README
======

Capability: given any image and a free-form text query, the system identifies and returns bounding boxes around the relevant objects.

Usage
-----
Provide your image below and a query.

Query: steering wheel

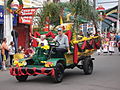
[49,41,60,47]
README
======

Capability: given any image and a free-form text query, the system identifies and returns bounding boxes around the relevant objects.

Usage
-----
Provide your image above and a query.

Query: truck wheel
[83,58,93,75]
[53,63,64,83]
[16,75,28,82]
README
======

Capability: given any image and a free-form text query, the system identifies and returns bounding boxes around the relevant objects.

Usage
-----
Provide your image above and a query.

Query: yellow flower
[13,61,19,66]
[41,61,47,63]
[41,45,50,50]
[13,60,27,67]
[73,40,79,44]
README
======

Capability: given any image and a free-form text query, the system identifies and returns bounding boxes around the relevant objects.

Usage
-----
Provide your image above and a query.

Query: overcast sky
[97,0,118,9]
[60,0,118,10]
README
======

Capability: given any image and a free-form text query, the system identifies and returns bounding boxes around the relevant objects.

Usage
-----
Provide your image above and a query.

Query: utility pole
[117,0,120,33]
[93,0,96,9]
[4,0,13,44]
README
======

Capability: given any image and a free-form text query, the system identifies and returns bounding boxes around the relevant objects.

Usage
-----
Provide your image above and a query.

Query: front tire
[83,57,93,75]
[53,63,64,83]
[16,75,28,82]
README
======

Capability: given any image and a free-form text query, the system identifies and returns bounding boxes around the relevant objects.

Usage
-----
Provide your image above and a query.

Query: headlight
[45,62,54,67]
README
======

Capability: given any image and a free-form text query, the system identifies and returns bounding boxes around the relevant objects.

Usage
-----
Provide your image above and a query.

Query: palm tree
[34,1,98,33]
[68,0,98,35]
[34,2,62,31]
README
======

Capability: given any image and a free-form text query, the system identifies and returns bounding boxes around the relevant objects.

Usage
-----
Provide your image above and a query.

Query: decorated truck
[9,28,101,83]
[8,0,101,83]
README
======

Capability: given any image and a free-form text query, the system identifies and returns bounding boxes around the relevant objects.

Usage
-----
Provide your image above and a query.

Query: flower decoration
[6,0,23,14]
[41,45,50,50]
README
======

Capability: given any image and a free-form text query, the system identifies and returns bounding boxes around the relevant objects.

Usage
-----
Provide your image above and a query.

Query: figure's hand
[29,33,32,37]
[67,50,71,54]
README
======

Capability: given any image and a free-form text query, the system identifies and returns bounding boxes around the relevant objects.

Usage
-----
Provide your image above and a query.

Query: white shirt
[102,43,108,52]
[9,45,15,55]
[109,41,115,52]
[35,38,48,46]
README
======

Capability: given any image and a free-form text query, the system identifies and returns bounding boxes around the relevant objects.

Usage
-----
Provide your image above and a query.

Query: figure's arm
[65,36,71,54]
[30,34,39,42]
[53,36,58,42]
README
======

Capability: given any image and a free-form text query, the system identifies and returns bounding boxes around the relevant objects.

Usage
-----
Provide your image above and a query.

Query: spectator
[0,44,2,70]
[1,38,9,70]
[24,46,35,58]
[117,40,120,55]
[18,46,24,53]
[109,38,116,55]
[8,41,15,66]
[115,33,120,43]
[102,40,109,54]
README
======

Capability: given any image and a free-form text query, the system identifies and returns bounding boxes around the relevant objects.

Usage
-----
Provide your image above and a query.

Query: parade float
[9,1,101,83]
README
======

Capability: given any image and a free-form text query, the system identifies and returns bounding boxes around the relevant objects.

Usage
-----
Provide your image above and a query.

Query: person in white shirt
[9,41,15,66]
[102,40,109,54]
[109,38,116,55]
[30,34,48,47]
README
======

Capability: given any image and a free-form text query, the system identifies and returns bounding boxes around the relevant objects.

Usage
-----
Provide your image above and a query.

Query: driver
[53,28,71,56]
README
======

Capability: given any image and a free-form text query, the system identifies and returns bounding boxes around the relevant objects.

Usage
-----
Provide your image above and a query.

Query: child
[97,48,102,55]
[24,46,35,58]
[18,46,24,53]
[102,40,109,54]
[30,34,48,47]
[109,38,116,55]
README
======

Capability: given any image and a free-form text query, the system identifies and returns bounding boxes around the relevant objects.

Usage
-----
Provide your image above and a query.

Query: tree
[34,2,62,31]
[68,0,98,35]
[34,1,98,34]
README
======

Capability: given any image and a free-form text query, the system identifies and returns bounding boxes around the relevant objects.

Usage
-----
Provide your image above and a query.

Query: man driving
[53,28,71,57]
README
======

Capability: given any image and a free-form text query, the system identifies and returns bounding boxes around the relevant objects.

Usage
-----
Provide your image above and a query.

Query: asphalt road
[0,53,120,90]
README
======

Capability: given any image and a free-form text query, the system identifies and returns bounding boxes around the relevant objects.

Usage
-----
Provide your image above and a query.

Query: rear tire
[83,57,93,75]
[16,75,28,82]
[53,63,64,83]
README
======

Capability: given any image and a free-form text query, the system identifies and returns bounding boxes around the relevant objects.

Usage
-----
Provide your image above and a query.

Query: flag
[60,16,63,25]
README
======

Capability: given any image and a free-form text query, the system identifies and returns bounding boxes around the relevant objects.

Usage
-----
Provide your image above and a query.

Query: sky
[96,0,118,9]
[60,0,118,10]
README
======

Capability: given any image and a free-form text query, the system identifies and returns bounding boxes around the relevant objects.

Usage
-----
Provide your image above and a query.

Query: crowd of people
[0,38,15,70]
[97,32,120,55]
[0,37,36,71]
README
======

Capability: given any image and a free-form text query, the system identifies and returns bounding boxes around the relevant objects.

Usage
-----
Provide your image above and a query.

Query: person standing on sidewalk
[0,44,2,70]
[109,38,116,55]
[117,40,120,55]
[1,38,9,70]
[8,41,15,66]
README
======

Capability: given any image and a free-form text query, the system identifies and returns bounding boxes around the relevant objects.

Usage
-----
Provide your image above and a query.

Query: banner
[0,9,4,24]
[19,16,32,24]
[19,8,38,24]
[19,8,38,16]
